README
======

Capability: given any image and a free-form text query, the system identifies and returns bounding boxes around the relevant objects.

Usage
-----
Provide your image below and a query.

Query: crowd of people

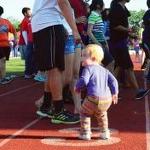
[0,0,150,141]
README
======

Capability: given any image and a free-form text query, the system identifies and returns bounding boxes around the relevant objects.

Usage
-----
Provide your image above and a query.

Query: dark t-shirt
[142,9,150,41]
[109,3,130,42]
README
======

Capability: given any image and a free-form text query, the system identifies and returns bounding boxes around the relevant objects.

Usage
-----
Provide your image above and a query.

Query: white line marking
[0,83,39,97]
[144,81,150,150]
[0,118,42,147]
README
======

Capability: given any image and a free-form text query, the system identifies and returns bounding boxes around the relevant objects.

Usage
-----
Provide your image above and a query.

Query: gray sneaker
[100,130,110,140]
[36,109,53,118]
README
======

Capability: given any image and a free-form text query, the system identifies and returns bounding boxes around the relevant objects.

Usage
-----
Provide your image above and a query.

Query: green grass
[6,58,25,76]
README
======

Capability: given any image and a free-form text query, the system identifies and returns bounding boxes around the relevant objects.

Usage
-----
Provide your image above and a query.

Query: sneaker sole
[78,136,91,140]
[136,89,150,100]
[36,111,53,118]
[51,119,80,124]
[0,79,13,85]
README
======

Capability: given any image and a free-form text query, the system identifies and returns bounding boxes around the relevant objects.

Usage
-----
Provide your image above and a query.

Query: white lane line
[0,118,42,147]
[144,81,150,150]
[0,83,39,97]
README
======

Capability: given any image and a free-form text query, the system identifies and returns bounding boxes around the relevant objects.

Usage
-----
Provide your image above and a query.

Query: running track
[0,52,150,150]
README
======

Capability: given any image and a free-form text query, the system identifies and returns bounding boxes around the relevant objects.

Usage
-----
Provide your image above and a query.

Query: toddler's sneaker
[100,130,110,140]
[78,133,91,140]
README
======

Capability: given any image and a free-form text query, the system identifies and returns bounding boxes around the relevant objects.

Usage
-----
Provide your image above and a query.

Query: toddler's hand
[112,94,118,104]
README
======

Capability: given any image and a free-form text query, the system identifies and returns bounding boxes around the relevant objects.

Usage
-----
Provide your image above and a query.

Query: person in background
[18,8,30,60]
[32,0,81,124]
[19,7,37,79]
[87,0,114,73]
[109,0,150,100]
[133,35,141,62]
[101,8,110,41]
[0,6,17,84]
[69,0,89,45]
[23,7,37,79]
[141,0,150,81]
[75,44,118,140]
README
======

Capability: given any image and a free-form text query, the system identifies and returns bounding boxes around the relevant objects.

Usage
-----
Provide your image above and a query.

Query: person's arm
[9,21,17,47]
[22,31,28,45]
[108,71,119,104]
[57,0,81,42]
[75,67,90,93]
[87,24,101,45]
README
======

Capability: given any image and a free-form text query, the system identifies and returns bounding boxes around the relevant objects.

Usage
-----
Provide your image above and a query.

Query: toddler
[75,44,119,140]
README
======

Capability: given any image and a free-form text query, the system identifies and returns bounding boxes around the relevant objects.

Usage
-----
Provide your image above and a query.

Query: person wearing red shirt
[19,7,36,78]
[18,8,30,60]
[0,6,17,83]
[69,0,89,45]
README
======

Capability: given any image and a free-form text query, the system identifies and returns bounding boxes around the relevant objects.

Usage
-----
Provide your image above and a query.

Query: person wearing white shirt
[32,0,81,124]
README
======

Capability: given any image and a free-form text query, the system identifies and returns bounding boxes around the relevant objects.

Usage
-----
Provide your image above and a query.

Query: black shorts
[0,47,11,60]
[109,39,133,69]
[33,25,67,71]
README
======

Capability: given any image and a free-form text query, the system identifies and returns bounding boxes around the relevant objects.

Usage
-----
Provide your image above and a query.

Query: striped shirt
[88,11,105,43]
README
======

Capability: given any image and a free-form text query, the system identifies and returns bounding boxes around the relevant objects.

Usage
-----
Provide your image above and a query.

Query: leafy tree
[129,10,145,27]
[129,10,145,36]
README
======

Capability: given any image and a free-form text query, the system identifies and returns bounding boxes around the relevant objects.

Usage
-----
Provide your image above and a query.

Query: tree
[129,10,145,27]
[128,10,145,36]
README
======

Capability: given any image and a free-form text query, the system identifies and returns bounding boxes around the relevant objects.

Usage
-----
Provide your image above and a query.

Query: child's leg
[95,100,112,139]
[79,100,94,140]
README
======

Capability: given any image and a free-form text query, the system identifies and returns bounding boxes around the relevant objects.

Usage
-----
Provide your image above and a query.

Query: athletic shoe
[100,130,110,140]
[34,74,46,82]
[0,77,13,85]
[78,133,91,140]
[51,110,80,124]
[135,89,150,100]
[36,109,53,118]
[24,74,33,79]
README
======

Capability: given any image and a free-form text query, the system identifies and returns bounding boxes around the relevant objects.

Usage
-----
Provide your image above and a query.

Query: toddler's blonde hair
[84,44,104,64]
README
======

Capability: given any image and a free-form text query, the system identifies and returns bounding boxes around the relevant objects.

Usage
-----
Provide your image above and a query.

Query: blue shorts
[65,35,75,54]
[65,35,82,54]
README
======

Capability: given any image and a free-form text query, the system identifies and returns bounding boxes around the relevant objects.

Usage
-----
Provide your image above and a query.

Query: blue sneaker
[34,74,46,82]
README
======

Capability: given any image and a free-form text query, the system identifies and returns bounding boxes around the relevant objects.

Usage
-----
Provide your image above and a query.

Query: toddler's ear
[92,57,96,61]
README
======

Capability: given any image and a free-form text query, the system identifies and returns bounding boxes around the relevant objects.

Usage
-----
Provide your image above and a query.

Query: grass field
[6,57,25,76]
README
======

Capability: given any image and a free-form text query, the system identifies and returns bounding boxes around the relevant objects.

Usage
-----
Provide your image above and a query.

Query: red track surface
[0,53,149,150]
